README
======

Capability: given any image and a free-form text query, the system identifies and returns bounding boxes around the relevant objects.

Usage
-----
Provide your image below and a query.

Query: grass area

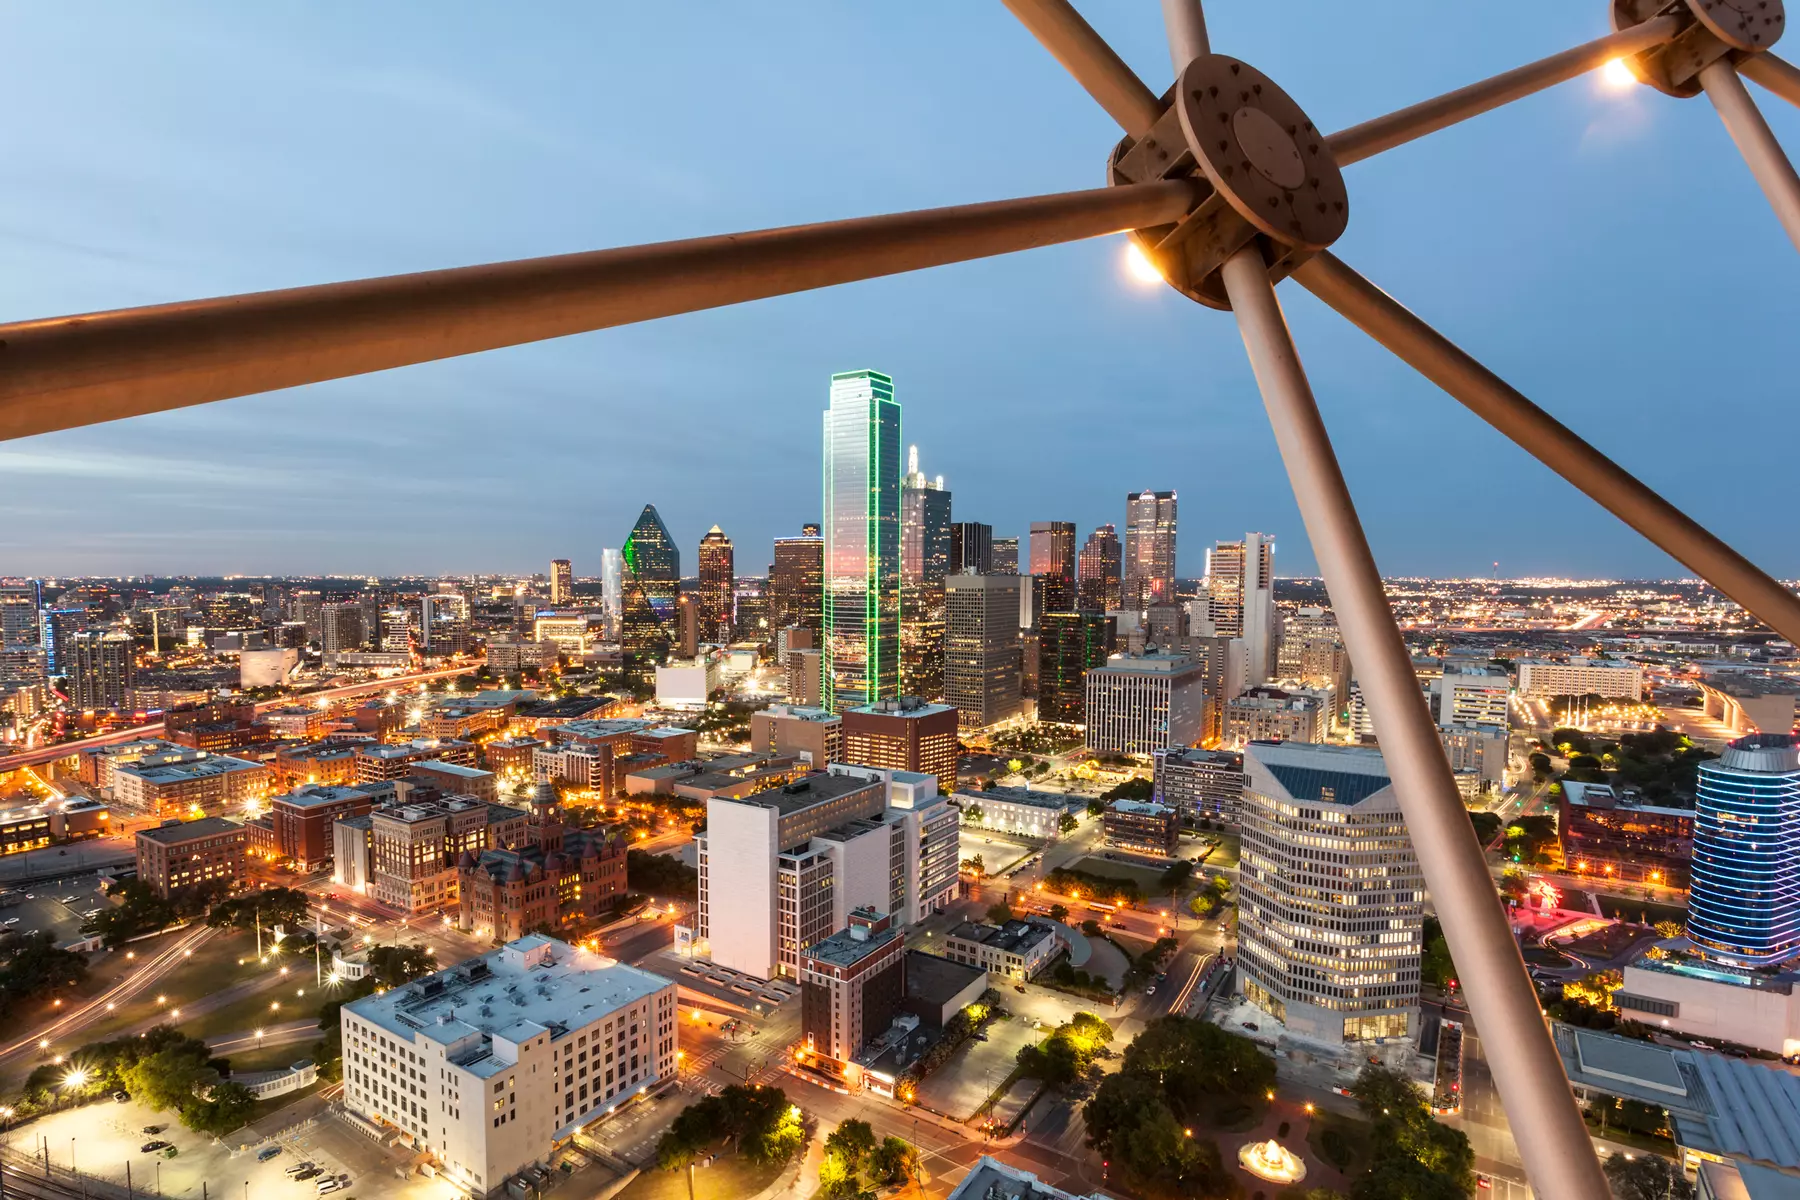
[1109,932,1154,959]
[614,1154,784,1200]
[177,973,327,1042]
[1071,857,1169,894]
[50,929,264,1047]
[1306,1110,1372,1177]
[1204,832,1241,871]
[1597,896,1688,927]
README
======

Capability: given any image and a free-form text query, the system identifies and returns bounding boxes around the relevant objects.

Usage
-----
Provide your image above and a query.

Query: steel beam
[1000,0,1164,137]
[0,179,1199,443]
[1741,52,1800,110]
[1289,250,1800,646]
[1328,17,1680,166]
[1700,59,1800,252]
[1160,0,1211,74]
[1219,245,1609,1200]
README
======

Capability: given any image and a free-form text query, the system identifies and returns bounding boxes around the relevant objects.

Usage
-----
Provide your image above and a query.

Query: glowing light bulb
[1602,58,1636,89]
[1124,241,1164,284]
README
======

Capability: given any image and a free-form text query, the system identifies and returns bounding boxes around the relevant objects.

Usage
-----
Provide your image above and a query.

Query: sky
[1,4,1795,581]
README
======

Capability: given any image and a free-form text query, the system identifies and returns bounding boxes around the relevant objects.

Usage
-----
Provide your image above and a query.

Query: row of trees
[0,931,89,1022]
[654,1084,804,1171]
[1340,1065,1475,1199]
[1044,866,1141,907]
[17,1025,256,1135]
[1017,1012,1113,1086]
[626,849,699,900]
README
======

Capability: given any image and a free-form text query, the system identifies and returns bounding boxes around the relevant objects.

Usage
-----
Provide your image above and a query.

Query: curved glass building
[1688,733,1800,966]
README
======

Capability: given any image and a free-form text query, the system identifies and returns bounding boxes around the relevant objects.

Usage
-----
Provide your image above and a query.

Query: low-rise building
[409,760,498,803]
[1615,958,1800,1057]
[1559,781,1694,888]
[900,950,987,1029]
[339,936,676,1194]
[272,741,362,789]
[1698,671,1800,738]
[954,786,1071,841]
[1438,723,1508,795]
[355,739,476,782]
[750,705,843,767]
[370,793,531,913]
[484,737,545,781]
[456,788,629,943]
[1101,798,1180,858]
[942,919,1060,981]
[270,784,380,870]
[1516,657,1644,700]
[532,743,609,791]
[842,697,960,796]
[135,816,247,900]
[111,753,270,817]
[798,908,906,1086]
[1152,747,1244,820]
[1223,685,1329,747]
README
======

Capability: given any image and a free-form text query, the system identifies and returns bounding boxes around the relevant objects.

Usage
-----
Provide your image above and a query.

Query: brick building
[269,783,379,870]
[455,787,629,943]
[798,908,905,1088]
[135,816,247,900]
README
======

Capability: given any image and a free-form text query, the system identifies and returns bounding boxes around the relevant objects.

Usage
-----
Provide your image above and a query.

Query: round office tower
[1688,733,1800,966]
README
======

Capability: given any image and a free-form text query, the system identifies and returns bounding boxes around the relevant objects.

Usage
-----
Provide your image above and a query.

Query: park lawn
[1205,832,1242,871]
[176,974,328,1042]
[48,929,263,1048]
[1109,932,1155,960]
[1072,857,1169,895]
[1306,1109,1373,1178]
[614,1153,784,1200]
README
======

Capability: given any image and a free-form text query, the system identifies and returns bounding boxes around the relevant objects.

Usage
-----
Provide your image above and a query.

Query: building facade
[948,522,992,575]
[942,919,1060,981]
[111,754,270,817]
[271,783,380,869]
[548,559,572,607]
[822,370,902,711]
[1027,522,1077,616]
[370,795,530,913]
[1223,685,1329,747]
[70,629,134,711]
[1037,611,1114,727]
[1687,733,1800,966]
[841,697,959,795]
[1516,657,1644,700]
[798,909,905,1080]
[135,816,247,900]
[770,529,824,643]
[1153,747,1246,820]
[696,526,735,643]
[1559,781,1693,888]
[901,446,952,701]
[1076,524,1122,614]
[955,786,1069,840]
[750,705,843,768]
[1236,741,1423,1043]
[1083,651,1208,755]
[1101,799,1180,858]
[1206,534,1275,684]
[1123,490,1177,609]
[944,574,1022,731]
[620,504,680,672]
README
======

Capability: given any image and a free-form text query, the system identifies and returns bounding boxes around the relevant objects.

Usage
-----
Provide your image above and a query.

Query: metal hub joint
[1614,0,1785,95]
[1109,54,1347,309]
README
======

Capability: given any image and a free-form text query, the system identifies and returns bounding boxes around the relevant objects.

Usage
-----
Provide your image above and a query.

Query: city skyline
[1,7,1795,579]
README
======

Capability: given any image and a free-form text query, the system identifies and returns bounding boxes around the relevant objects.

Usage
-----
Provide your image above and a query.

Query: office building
[548,559,573,607]
[944,574,1022,731]
[410,761,499,803]
[43,608,87,677]
[321,601,366,667]
[799,909,906,1081]
[1123,490,1177,609]
[841,696,959,795]
[1017,575,1047,634]
[901,446,952,701]
[70,628,135,711]
[1153,747,1245,820]
[339,936,676,1195]
[786,647,823,707]
[1223,685,1329,747]
[823,370,902,711]
[112,754,270,817]
[949,522,993,575]
[751,705,843,768]
[1027,522,1077,615]
[1439,723,1508,794]
[1076,524,1122,614]
[620,503,680,672]
[1084,651,1208,755]
[1101,798,1180,858]
[369,794,530,913]
[1558,781,1693,888]
[942,918,1060,981]
[1698,671,1800,737]
[356,739,477,783]
[733,577,768,643]
[599,548,623,633]
[135,816,247,900]
[851,767,960,926]
[696,526,735,643]
[1515,657,1644,700]
[0,582,41,652]
[954,786,1070,840]
[1207,534,1275,684]
[770,528,824,641]
[1433,663,1511,727]
[456,791,629,942]
[1687,734,1800,966]
[270,783,379,869]
[1236,742,1423,1043]
[990,537,1018,574]
[422,592,469,656]
[1037,611,1114,726]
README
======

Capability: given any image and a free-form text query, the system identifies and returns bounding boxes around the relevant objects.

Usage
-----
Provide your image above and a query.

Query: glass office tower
[621,504,680,672]
[822,370,901,712]
[1688,733,1800,965]
[901,445,952,701]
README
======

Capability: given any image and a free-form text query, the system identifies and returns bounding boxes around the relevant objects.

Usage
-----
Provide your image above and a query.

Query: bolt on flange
[1109,54,1348,310]
[1613,0,1785,96]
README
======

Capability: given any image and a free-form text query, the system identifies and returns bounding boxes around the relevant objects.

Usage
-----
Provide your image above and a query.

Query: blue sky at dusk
[0,4,1794,580]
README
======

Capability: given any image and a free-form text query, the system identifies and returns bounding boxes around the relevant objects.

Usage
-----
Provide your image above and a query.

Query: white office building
[1083,650,1208,755]
[953,786,1072,840]
[1516,657,1645,700]
[1235,741,1424,1044]
[1433,663,1512,728]
[339,936,676,1197]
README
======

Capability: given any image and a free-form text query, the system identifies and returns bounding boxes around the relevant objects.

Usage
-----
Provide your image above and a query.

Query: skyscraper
[549,559,573,606]
[71,628,135,711]
[0,581,42,652]
[1038,611,1114,726]
[771,526,824,640]
[697,525,736,643]
[1209,533,1276,685]
[1687,733,1800,966]
[901,446,952,701]
[600,549,623,633]
[822,370,901,712]
[621,504,680,672]
[43,608,87,676]
[1028,521,1077,615]
[944,574,1022,731]
[1123,490,1178,609]
[949,523,993,575]
[421,592,469,656]
[321,601,365,667]
[1077,525,1123,613]
[990,537,1019,574]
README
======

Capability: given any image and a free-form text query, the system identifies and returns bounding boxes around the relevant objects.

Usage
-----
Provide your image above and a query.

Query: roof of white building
[1247,740,1392,807]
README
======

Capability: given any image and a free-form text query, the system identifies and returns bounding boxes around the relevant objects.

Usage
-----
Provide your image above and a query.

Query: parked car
[316,1180,342,1195]
[258,1146,283,1162]
[113,1090,130,1103]
[295,1169,321,1182]
[1013,984,1026,994]
[141,1142,170,1154]
[285,1162,316,1178]
[141,1126,164,1136]
[1145,986,1157,996]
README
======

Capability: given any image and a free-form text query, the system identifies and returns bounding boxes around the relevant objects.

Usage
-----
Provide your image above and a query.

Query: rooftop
[1158,747,1243,769]
[410,760,491,778]
[356,739,470,761]
[904,949,986,1011]
[760,705,839,724]
[948,918,1058,957]
[1562,781,1694,817]
[801,921,902,968]
[946,1156,1104,1200]
[117,754,263,784]
[1092,651,1203,675]
[274,784,378,810]
[634,727,696,741]
[846,696,955,720]
[137,816,245,844]
[555,719,654,740]
[954,786,1075,812]
[1107,798,1174,818]
[1247,740,1392,807]
[343,936,672,1079]
[732,771,884,816]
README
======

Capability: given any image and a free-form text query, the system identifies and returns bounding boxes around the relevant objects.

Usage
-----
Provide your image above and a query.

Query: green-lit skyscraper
[621,503,680,673]
[822,370,901,711]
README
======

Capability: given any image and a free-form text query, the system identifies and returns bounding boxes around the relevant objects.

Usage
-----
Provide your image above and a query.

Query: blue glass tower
[1688,733,1800,965]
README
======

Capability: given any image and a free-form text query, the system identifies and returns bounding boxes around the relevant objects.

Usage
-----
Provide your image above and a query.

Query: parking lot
[0,873,112,944]
[913,1013,1041,1121]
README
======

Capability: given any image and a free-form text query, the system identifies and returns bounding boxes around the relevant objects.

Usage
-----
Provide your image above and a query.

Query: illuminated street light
[61,1068,88,1089]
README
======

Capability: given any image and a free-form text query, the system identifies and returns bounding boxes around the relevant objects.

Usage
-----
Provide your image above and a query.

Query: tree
[365,944,434,988]
[1156,860,1193,893]
[1529,752,1553,781]
[83,880,177,947]
[1347,1065,1473,1198]
[962,804,984,825]
[1048,903,1069,924]
[1080,920,1102,937]
[869,1137,917,1186]
[627,849,700,899]
[1420,917,1457,989]
[1058,811,1079,834]
[207,887,310,931]
[1602,1151,1693,1200]
[1086,797,1105,817]
[1653,920,1684,939]
[0,931,90,1021]
[986,902,1015,925]
[822,1118,877,1196]
[182,1081,256,1136]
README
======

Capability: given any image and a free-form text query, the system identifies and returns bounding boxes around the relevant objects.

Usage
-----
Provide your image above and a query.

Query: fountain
[1238,1138,1306,1185]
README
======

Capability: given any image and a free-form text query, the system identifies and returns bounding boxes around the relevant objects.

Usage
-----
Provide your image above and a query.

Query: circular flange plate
[1175,54,1347,252]
[1689,0,1785,51]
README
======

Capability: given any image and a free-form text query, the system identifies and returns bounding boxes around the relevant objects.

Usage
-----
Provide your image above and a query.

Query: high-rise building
[1038,611,1114,726]
[321,601,365,667]
[1236,741,1423,1043]
[421,592,469,656]
[1077,525,1122,613]
[798,909,906,1086]
[675,593,700,659]
[1028,522,1077,615]
[990,537,1019,574]
[549,559,573,606]
[1083,650,1208,754]
[71,629,135,712]
[841,696,960,795]
[1433,663,1510,727]
[901,446,952,701]
[1223,685,1329,747]
[1123,490,1177,609]
[696,526,735,643]
[44,608,87,676]
[0,581,42,652]
[944,575,1022,731]
[600,548,623,633]
[621,504,680,672]
[1687,734,1800,966]
[949,523,993,575]
[771,527,824,641]
[822,370,901,712]
[1207,533,1276,685]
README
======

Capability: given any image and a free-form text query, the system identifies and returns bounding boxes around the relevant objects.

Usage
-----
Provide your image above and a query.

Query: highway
[0,663,483,773]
